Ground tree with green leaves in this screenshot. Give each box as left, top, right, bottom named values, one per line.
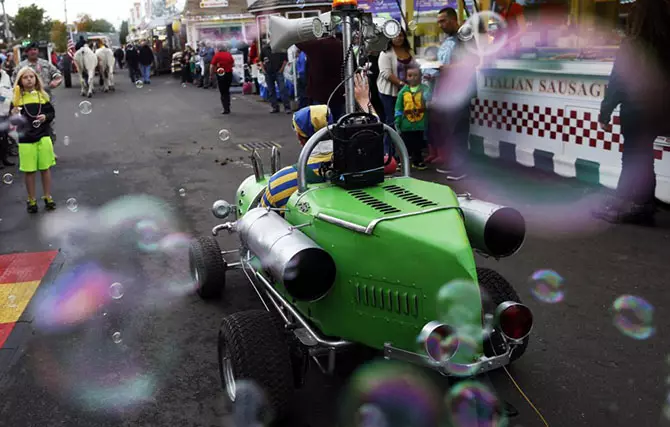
left=14, top=4, right=52, bottom=41
left=50, top=20, right=68, bottom=52
left=120, top=21, right=129, bottom=45
left=76, top=14, right=115, bottom=33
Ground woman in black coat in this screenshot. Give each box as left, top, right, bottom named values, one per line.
left=593, top=0, right=670, bottom=225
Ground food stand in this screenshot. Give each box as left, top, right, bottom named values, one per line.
left=418, top=0, right=670, bottom=204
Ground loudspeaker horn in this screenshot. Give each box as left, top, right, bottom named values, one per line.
left=269, top=14, right=325, bottom=52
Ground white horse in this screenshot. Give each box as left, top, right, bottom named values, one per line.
left=74, top=45, right=98, bottom=98
left=95, top=46, right=116, bottom=92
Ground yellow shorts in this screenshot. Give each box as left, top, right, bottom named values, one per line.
left=19, top=137, right=56, bottom=173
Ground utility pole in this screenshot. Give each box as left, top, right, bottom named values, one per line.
left=0, top=0, right=11, bottom=44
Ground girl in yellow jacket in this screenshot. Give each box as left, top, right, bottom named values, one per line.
left=10, top=66, right=56, bottom=213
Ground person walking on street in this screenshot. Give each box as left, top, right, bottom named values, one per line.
left=377, top=29, right=413, bottom=154
left=114, top=46, right=125, bottom=69
left=75, top=36, right=86, bottom=51
left=296, top=36, right=345, bottom=120
left=201, top=42, right=216, bottom=89
left=429, top=7, right=479, bottom=180
left=0, top=63, right=14, bottom=169
left=138, top=41, right=154, bottom=84
left=181, top=45, right=194, bottom=84
left=126, top=43, right=140, bottom=83
left=13, top=42, right=63, bottom=155
left=10, top=67, right=57, bottom=213
left=210, top=43, right=235, bottom=114
left=295, top=48, right=308, bottom=108
left=260, top=39, right=291, bottom=114
left=592, top=0, right=670, bottom=225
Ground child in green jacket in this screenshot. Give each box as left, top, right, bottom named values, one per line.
left=394, top=63, right=431, bottom=170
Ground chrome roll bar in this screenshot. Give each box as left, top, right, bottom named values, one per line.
left=296, top=124, right=411, bottom=194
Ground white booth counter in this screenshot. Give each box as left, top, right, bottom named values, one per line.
left=421, top=57, right=670, bottom=203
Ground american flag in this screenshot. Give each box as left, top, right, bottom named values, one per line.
left=67, top=34, right=76, bottom=59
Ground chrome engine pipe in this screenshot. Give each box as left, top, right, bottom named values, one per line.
left=456, top=196, right=526, bottom=258
left=251, top=149, right=264, bottom=182
left=236, top=208, right=336, bottom=301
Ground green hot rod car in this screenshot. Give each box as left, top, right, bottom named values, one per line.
left=189, top=119, right=533, bottom=418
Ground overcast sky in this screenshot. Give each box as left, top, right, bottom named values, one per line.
left=4, top=0, right=177, bottom=31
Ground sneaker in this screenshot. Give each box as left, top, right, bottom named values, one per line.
left=411, top=161, right=428, bottom=170
left=446, top=172, right=467, bottom=181
left=270, top=107, right=280, bottom=114
left=435, top=168, right=451, bottom=174
left=592, top=201, right=655, bottom=226
left=43, top=196, right=56, bottom=211
left=27, top=199, right=38, bottom=214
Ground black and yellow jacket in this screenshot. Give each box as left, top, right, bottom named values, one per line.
left=10, top=89, right=55, bottom=144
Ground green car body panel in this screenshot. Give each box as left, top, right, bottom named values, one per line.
left=236, top=175, right=483, bottom=365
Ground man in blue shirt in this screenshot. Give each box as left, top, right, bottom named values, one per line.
left=202, top=42, right=216, bottom=89
left=430, top=7, right=478, bottom=180
left=296, top=48, right=308, bottom=108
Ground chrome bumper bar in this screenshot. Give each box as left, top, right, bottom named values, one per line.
left=383, top=342, right=515, bottom=377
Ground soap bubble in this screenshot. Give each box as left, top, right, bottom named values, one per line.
left=447, top=381, right=506, bottom=427
left=134, top=219, right=163, bottom=253
left=178, top=188, right=186, bottom=197
left=2, top=173, right=13, bottom=185
left=233, top=380, right=273, bottom=427
left=181, top=83, right=187, bottom=88
left=340, top=361, right=443, bottom=427
left=135, top=80, right=144, bottom=89
left=78, top=101, right=93, bottom=115
left=66, top=198, right=78, bottom=212
left=529, top=270, right=565, bottom=303
left=296, top=0, right=306, bottom=8
left=356, top=404, right=388, bottom=427
left=611, top=295, right=654, bottom=340
left=436, top=279, right=484, bottom=376
left=113, top=170, right=119, bottom=175
left=373, top=0, right=384, bottom=6
left=216, top=67, right=226, bottom=77
left=462, top=11, right=508, bottom=57
left=416, top=323, right=459, bottom=363
left=109, top=282, right=124, bottom=300
left=7, top=294, right=17, bottom=308
left=218, top=129, right=231, bottom=142
left=111, top=331, right=122, bottom=344
left=63, top=136, right=71, bottom=146
left=407, top=20, right=418, bottom=32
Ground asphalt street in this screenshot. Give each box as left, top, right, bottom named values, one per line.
left=0, top=73, right=669, bottom=427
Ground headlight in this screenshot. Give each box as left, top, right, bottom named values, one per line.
left=212, top=200, right=233, bottom=219
left=382, top=19, right=401, bottom=39
left=417, top=321, right=459, bottom=362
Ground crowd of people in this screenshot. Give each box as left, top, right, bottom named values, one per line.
left=1, top=0, right=668, bottom=226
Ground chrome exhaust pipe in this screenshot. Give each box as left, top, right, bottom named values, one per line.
left=270, top=146, right=281, bottom=174
left=251, top=149, right=265, bottom=182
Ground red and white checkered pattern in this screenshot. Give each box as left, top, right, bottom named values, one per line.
left=470, top=98, right=670, bottom=160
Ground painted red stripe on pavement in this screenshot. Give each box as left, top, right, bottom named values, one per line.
left=0, top=322, right=15, bottom=348
left=0, top=251, right=58, bottom=285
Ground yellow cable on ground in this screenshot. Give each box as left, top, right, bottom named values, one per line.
left=502, top=365, right=550, bottom=427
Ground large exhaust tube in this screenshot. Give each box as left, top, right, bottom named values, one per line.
left=457, top=196, right=526, bottom=258
left=237, top=208, right=336, bottom=301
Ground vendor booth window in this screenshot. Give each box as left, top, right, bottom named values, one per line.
left=286, top=10, right=321, bottom=19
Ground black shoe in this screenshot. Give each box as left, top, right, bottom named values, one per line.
left=222, top=110, right=230, bottom=115
left=43, top=196, right=57, bottom=211
left=27, top=200, right=38, bottom=214
left=270, top=108, right=280, bottom=113
left=592, top=201, right=655, bottom=226
left=411, top=161, right=427, bottom=170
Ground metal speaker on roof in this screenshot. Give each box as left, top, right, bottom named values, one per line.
left=269, top=15, right=325, bottom=52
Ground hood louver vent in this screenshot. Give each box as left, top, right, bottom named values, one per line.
left=383, top=185, right=438, bottom=208
left=348, top=189, right=401, bottom=215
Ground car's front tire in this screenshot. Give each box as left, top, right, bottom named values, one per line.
left=218, top=310, right=295, bottom=423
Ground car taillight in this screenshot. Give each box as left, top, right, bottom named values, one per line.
left=495, top=302, right=533, bottom=341
left=418, top=321, right=459, bottom=362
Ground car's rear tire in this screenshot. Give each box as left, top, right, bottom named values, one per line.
left=189, top=236, right=227, bottom=299
left=218, top=310, right=295, bottom=423
left=477, top=267, right=529, bottom=362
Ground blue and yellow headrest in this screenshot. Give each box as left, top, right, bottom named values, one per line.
left=292, top=105, right=333, bottom=139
